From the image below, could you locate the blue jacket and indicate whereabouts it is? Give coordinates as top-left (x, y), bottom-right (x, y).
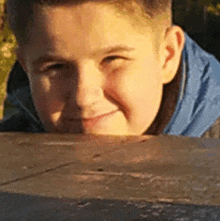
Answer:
top-left (1, 34), bottom-right (220, 136)
top-left (162, 34), bottom-right (220, 137)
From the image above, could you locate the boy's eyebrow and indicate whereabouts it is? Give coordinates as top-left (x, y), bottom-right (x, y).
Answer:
top-left (32, 45), bottom-right (135, 66)
top-left (32, 55), bottom-right (69, 67)
top-left (93, 45), bottom-right (135, 55)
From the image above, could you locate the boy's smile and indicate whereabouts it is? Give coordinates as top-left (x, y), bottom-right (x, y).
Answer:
top-left (18, 2), bottom-right (178, 135)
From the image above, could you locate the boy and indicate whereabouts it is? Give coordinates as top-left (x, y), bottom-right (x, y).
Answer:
top-left (2, 0), bottom-right (220, 137)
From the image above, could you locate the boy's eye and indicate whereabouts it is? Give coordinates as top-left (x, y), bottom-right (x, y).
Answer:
top-left (101, 56), bottom-right (126, 70)
top-left (42, 63), bottom-right (69, 78)
top-left (102, 56), bottom-right (123, 64)
top-left (45, 63), bottom-right (66, 71)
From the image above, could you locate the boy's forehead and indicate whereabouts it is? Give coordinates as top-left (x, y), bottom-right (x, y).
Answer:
top-left (23, 3), bottom-right (156, 55)
top-left (32, 2), bottom-right (154, 35)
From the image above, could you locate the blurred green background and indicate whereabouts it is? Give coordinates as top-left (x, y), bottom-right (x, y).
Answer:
top-left (0, 0), bottom-right (17, 118)
top-left (0, 0), bottom-right (220, 119)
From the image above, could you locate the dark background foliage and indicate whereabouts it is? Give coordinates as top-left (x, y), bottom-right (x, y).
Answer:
top-left (173, 0), bottom-right (220, 61)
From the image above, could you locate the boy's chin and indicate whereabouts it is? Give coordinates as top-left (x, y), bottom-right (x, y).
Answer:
top-left (47, 124), bottom-right (137, 136)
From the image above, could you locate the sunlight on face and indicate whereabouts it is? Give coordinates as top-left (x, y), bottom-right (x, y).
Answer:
top-left (21, 2), bottom-right (164, 135)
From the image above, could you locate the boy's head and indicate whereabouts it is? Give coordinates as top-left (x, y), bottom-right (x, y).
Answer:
top-left (6, 0), bottom-right (185, 135)
top-left (7, 0), bottom-right (173, 45)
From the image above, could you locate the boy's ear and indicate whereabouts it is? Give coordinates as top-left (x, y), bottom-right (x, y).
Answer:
top-left (160, 25), bottom-right (185, 84)
top-left (15, 46), bottom-right (28, 73)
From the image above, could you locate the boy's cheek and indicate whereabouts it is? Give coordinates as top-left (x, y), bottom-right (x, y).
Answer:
top-left (35, 97), bottom-right (65, 131)
top-left (29, 78), bottom-right (65, 119)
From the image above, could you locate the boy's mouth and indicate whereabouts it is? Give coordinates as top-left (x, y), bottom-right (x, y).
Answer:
top-left (82, 110), bottom-right (118, 130)
top-left (67, 109), bottom-right (119, 131)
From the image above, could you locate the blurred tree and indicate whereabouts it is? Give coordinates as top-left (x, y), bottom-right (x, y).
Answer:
top-left (173, 0), bottom-right (220, 59)
top-left (196, 0), bottom-right (220, 22)
top-left (197, 0), bottom-right (216, 5)
top-left (208, 3), bottom-right (220, 15)
top-left (0, 0), bottom-right (17, 118)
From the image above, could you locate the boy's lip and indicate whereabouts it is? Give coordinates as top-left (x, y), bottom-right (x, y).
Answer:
top-left (82, 110), bottom-right (118, 130)
top-left (83, 110), bottom-right (118, 120)
top-left (67, 109), bottom-right (118, 121)
top-left (67, 109), bottom-right (118, 130)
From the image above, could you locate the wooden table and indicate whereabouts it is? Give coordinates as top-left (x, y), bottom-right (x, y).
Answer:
top-left (1, 133), bottom-right (220, 220)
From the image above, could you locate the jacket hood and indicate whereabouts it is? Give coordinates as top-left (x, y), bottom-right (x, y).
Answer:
top-left (5, 61), bottom-right (43, 129)
top-left (163, 33), bottom-right (220, 137)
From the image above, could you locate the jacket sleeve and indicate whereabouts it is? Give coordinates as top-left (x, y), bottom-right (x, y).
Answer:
top-left (201, 117), bottom-right (220, 138)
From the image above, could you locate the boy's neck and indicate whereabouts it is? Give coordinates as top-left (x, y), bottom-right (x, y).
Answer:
top-left (145, 61), bottom-right (182, 135)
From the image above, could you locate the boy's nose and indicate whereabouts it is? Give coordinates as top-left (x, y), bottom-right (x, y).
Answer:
top-left (76, 86), bottom-right (103, 108)
top-left (75, 63), bottom-right (104, 108)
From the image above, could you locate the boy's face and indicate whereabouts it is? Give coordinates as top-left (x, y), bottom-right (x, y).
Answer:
top-left (19, 2), bottom-right (167, 135)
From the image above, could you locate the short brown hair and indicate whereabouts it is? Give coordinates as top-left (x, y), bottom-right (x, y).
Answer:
top-left (6, 0), bottom-right (172, 44)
